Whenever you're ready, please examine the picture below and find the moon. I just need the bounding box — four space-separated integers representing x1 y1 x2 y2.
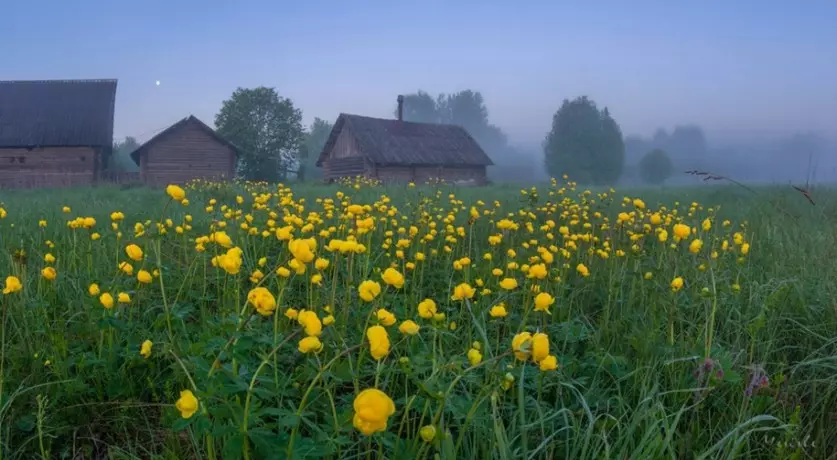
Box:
155 80 161 86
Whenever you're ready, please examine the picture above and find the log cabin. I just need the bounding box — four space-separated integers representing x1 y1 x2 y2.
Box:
316 96 493 185
130 115 237 186
0 79 117 188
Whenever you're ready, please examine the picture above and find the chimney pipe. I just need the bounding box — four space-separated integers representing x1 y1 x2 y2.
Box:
397 95 404 122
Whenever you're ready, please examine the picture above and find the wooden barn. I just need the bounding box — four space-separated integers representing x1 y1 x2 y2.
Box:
0 79 117 188
130 115 237 186
316 97 493 184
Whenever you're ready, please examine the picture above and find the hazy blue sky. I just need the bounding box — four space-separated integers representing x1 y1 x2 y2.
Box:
2 1 835 147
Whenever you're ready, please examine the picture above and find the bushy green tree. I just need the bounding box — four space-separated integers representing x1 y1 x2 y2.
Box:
639 149 674 185
543 96 625 185
215 87 304 182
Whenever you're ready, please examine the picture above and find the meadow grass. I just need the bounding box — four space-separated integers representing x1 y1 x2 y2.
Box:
0 179 835 459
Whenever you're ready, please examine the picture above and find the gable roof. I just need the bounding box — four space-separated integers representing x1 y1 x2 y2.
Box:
130 115 239 165
316 114 493 167
0 79 117 148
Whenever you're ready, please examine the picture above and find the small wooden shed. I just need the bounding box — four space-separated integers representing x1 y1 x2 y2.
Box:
130 115 237 186
316 98 493 184
0 79 117 188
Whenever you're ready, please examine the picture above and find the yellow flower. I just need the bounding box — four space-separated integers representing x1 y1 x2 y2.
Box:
2 276 22 294
285 308 299 320
257 257 267 267
247 287 277 317
499 278 518 290
366 325 390 360
381 268 405 289
358 280 382 302
376 308 397 326
88 283 101 296
175 389 199 419
650 213 662 225
417 298 437 319
512 332 532 361
741 243 750 255
451 283 475 301
166 184 186 202
140 340 153 359
212 231 233 248
100 293 114 309
467 348 483 366
137 270 153 284
125 244 143 261
44 253 55 264
671 277 684 292
531 332 549 362
276 266 291 278
119 261 134 276
576 263 590 277
673 223 691 240
298 336 323 354
658 229 668 242
314 258 330 270
419 425 437 443
533 292 555 313
527 263 547 279
323 314 335 326
489 304 508 318
118 292 131 304
297 310 323 337
398 320 420 335
702 218 712 232
41 266 57 281
352 388 396 436
689 239 703 254
491 268 503 276
62 206 71 213
539 355 558 371
288 238 316 263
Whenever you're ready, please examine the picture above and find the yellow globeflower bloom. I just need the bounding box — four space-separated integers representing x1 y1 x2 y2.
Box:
533 292 555 313
673 224 691 240
44 253 56 264
419 425 437 443
2 276 22 294
352 388 396 436
539 355 558 371
512 332 532 361
140 340 153 358
398 320 420 335
451 283 475 301
247 287 277 317
671 277 684 292
576 263 590 277
381 268 405 289
100 293 115 309
366 325 390 360
298 336 323 354
467 348 483 366
489 304 508 318
125 244 143 261
499 278 518 290
417 299 437 319
88 283 101 296
531 332 549 362
166 184 186 202
689 239 703 254
297 310 323 337
175 390 199 419
118 292 131 304
376 309 397 327
358 280 382 302
137 270 153 284
41 266 57 281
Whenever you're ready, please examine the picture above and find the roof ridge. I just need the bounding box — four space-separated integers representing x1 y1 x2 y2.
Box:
0 78 118 84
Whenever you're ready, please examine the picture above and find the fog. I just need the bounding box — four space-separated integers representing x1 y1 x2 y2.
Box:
3 1 836 186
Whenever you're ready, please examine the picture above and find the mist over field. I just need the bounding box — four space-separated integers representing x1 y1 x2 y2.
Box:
3 1 835 187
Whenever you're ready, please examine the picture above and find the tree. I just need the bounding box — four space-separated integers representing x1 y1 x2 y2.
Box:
215 87 304 182
299 118 333 181
639 149 673 185
543 96 625 185
398 91 439 124
110 136 140 172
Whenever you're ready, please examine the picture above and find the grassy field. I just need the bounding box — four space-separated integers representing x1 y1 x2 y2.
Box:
0 179 835 459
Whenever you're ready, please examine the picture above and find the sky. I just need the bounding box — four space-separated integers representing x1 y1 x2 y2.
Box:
2 0 836 148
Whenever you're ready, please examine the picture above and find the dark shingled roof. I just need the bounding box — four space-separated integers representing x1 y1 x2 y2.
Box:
0 79 117 148
130 115 239 165
317 114 493 167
